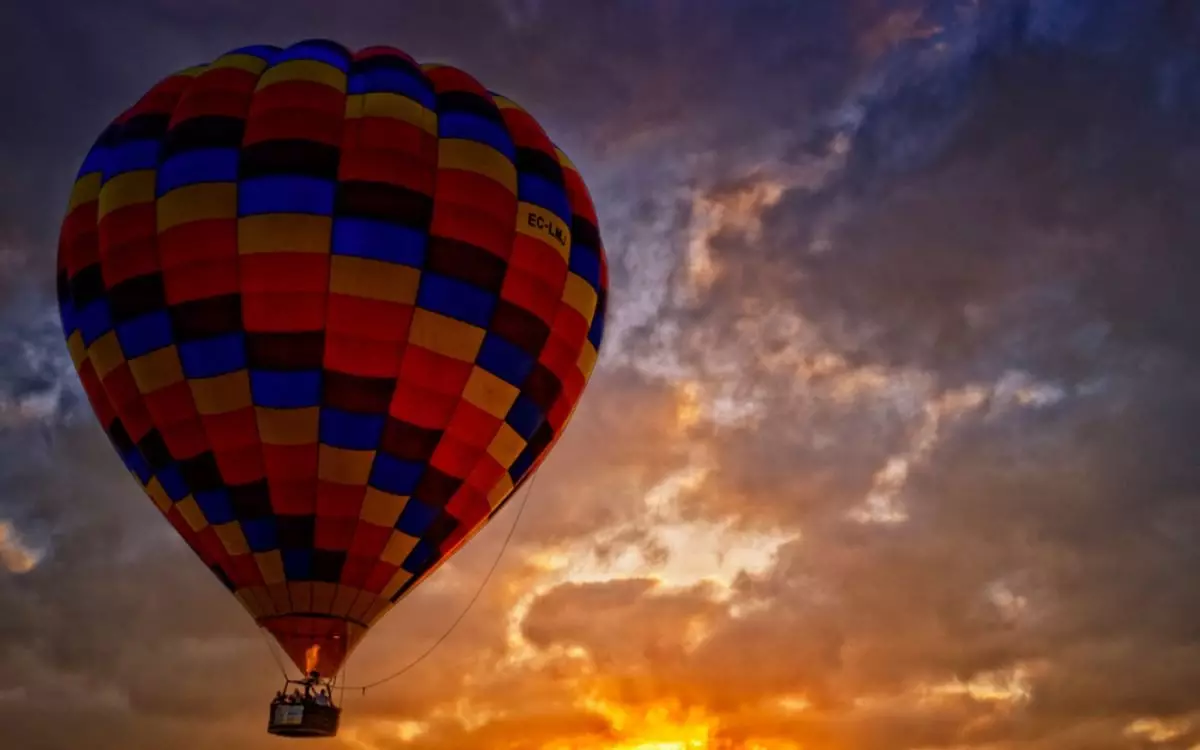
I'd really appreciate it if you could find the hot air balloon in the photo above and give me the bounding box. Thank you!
[56,39,607,738]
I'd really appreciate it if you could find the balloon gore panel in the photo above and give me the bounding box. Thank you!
[56,39,608,675]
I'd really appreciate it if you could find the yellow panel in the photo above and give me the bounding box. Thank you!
[491,95,524,112]
[128,346,185,393]
[238,214,332,254]
[380,569,414,601]
[174,64,210,78]
[487,473,515,509]
[380,531,418,566]
[256,407,319,446]
[330,585,361,617]
[462,367,519,418]
[251,586,279,617]
[347,592,377,623]
[98,170,156,219]
[362,598,392,627]
[487,423,526,467]
[345,93,437,135]
[214,523,251,556]
[256,551,287,585]
[360,488,408,527]
[267,582,292,611]
[86,331,125,380]
[517,202,571,261]
[66,331,88,371]
[408,309,485,363]
[317,445,374,485]
[288,582,313,612]
[68,172,103,211]
[439,139,517,194]
[256,59,347,92]
[189,371,252,415]
[329,256,420,303]
[235,588,266,619]
[144,478,173,514]
[311,582,337,614]
[562,272,598,320]
[157,182,237,230]
[176,496,208,532]
[207,52,270,74]
[577,341,599,379]
[555,147,579,173]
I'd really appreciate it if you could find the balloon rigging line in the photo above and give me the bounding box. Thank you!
[259,624,293,681]
[340,472,540,695]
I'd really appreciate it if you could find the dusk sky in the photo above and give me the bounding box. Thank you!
[3,1,1200,749]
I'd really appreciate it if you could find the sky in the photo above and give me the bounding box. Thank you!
[2,1,1200,748]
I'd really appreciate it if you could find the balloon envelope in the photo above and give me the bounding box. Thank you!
[56,39,607,676]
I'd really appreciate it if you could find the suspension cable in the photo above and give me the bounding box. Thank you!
[341,474,539,694]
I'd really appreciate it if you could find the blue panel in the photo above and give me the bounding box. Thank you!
[319,409,386,450]
[242,519,278,553]
[230,44,280,62]
[477,333,534,387]
[395,499,438,536]
[331,218,427,264]
[509,445,537,483]
[249,371,322,408]
[179,334,246,378]
[116,311,175,359]
[275,41,350,71]
[401,539,438,574]
[239,176,335,216]
[282,549,312,579]
[505,394,545,440]
[77,145,109,179]
[569,245,602,288]
[416,274,496,329]
[77,300,114,346]
[103,140,160,180]
[518,174,571,223]
[123,449,153,485]
[438,113,515,160]
[195,490,236,526]
[157,149,239,195]
[156,464,191,502]
[587,308,605,349]
[370,454,425,495]
[348,70,435,108]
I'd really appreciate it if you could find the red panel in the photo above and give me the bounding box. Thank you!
[538,334,579,383]
[353,46,418,65]
[263,444,319,481]
[101,365,154,442]
[340,556,371,589]
[388,383,458,429]
[226,554,266,588]
[239,254,330,293]
[445,402,503,450]
[429,435,481,480]
[424,65,490,97]
[364,562,400,594]
[323,336,402,378]
[501,266,561,323]
[314,516,358,551]
[202,408,260,450]
[445,487,489,525]
[465,455,506,493]
[243,292,328,331]
[142,380,199,425]
[244,107,343,146]
[214,447,266,485]
[326,296,413,340]
[509,237,569,290]
[316,482,365,519]
[270,483,318,515]
[338,144,436,188]
[348,525,390,559]
[164,258,241,304]
[159,219,238,268]
[98,204,157,255]
[400,346,473,397]
[160,419,210,461]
